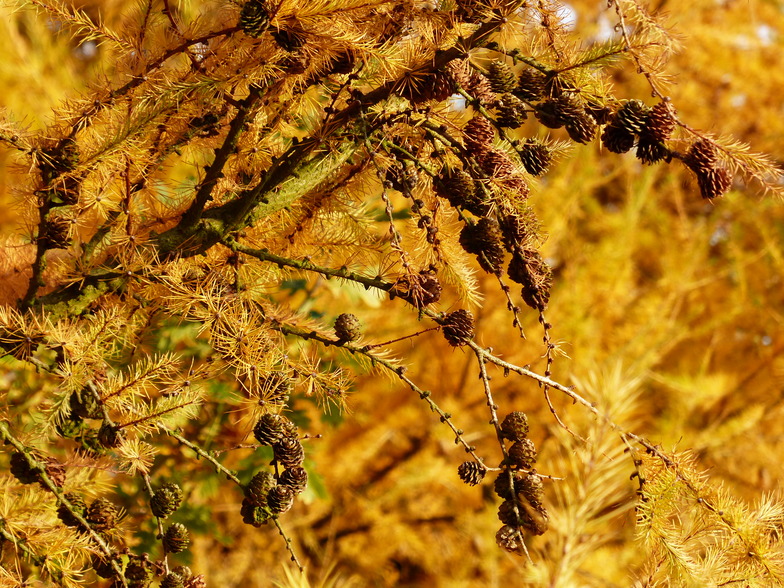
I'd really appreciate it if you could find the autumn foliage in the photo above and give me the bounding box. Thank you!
[1,0,784,586]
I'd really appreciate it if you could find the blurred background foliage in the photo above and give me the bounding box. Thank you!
[1,0,783,586]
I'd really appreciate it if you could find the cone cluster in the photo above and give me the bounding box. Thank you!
[243,413,309,526]
[493,412,549,549]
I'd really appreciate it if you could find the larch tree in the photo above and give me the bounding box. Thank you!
[0,0,783,586]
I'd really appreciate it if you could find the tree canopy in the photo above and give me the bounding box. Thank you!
[1,0,783,586]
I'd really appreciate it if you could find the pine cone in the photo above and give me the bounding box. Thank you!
[477,147,515,179]
[534,99,564,129]
[643,100,676,142]
[498,499,520,526]
[125,554,152,586]
[495,93,528,129]
[57,492,87,528]
[460,218,506,275]
[239,0,269,38]
[479,150,529,197]
[92,555,116,579]
[419,273,443,305]
[10,452,39,485]
[553,94,587,127]
[43,458,66,490]
[97,423,125,449]
[434,169,474,205]
[334,313,362,342]
[163,523,190,553]
[614,99,650,135]
[465,70,496,105]
[86,497,119,531]
[434,170,492,216]
[499,208,537,252]
[150,482,183,518]
[279,466,308,495]
[245,470,276,507]
[515,69,546,103]
[518,139,552,176]
[463,115,495,155]
[442,309,475,347]
[521,504,549,535]
[161,572,187,588]
[566,113,597,144]
[496,524,525,554]
[487,60,517,93]
[445,59,473,90]
[253,413,297,446]
[507,438,537,469]
[636,137,670,165]
[518,472,545,507]
[500,411,529,441]
[273,436,305,469]
[697,167,732,199]
[601,122,636,154]
[56,415,84,439]
[498,497,549,534]
[240,497,271,527]
[458,461,486,486]
[425,71,457,102]
[507,249,553,311]
[69,387,102,419]
[401,70,455,104]
[390,271,442,307]
[684,139,718,173]
[267,484,295,514]
[39,217,71,249]
[493,471,522,500]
